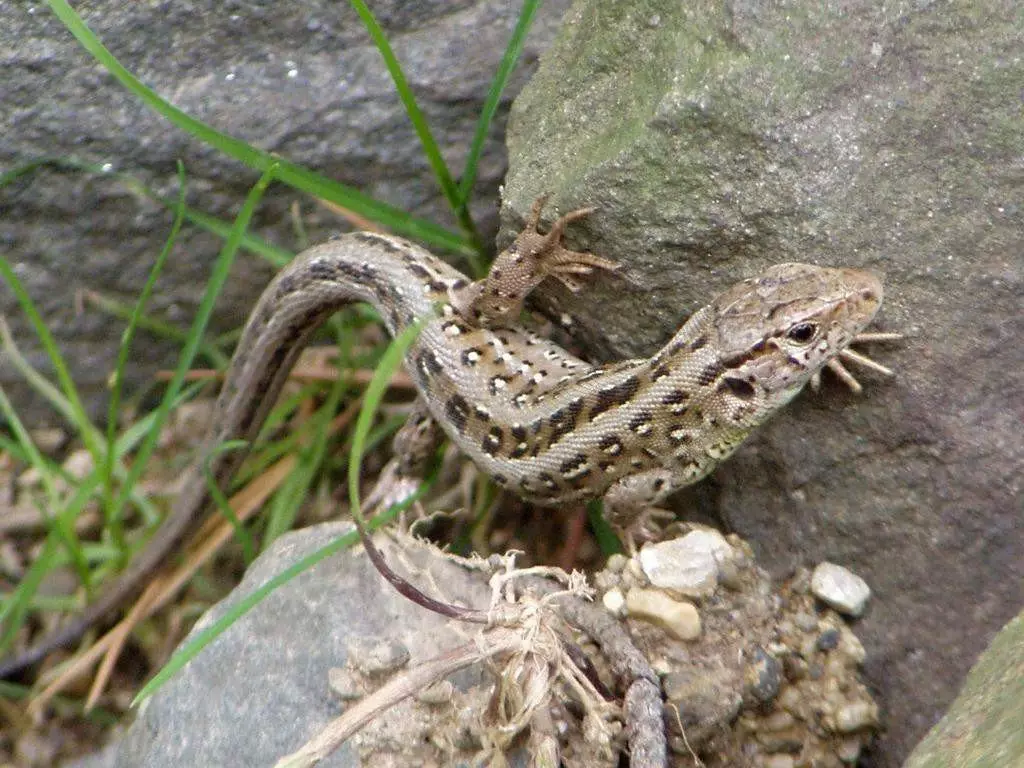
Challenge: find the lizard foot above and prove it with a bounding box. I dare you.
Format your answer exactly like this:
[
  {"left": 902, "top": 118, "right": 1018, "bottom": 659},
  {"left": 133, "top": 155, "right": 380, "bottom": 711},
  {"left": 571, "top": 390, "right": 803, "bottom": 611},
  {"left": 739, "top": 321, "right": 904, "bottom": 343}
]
[
  {"left": 610, "top": 506, "right": 677, "bottom": 554},
  {"left": 470, "top": 195, "right": 620, "bottom": 324},
  {"left": 361, "top": 457, "right": 423, "bottom": 517},
  {"left": 603, "top": 469, "right": 680, "bottom": 552}
]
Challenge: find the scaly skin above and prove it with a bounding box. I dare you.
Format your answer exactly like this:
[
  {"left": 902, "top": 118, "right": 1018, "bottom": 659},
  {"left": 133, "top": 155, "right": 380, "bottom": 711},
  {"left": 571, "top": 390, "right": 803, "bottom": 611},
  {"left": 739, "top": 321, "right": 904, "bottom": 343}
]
[{"left": 0, "top": 200, "right": 896, "bottom": 678}]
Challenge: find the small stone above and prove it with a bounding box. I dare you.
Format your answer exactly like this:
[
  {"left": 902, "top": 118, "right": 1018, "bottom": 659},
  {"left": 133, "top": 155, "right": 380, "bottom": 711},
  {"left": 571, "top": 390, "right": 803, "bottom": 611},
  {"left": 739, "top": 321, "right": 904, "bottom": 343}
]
[
  {"left": 625, "top": 587, "right": 702, "bottom": 640},
  {"left": 27, "top": 427, "right": 66, "bottom": 454},
  {"left": 761, "top": 711, "right": 796, "bottom": 731},
  {"left": 833, "top": 700, "right": 879, "bottom": 732},
  {"left": 625, "top": 555, "right": 647, "bottom": 585},
  {"left": 782, "top": 654, "right": 809, "bottom": 681},
  {"left": 794, "top": 611, "right": 819, "bottom": 633},
  {"left": 811, "top": 562, "right": 871, "bottom": 617},
  {"left": 592, "top": 569, "right": 617, "bottom": 591},
  {"left": 602, "top": 587, "right": 626, "bottom": 616},
  {"left": 836, "top": 735, "right": 864, "bottom": 763},
  {"left": 346, "top": 637, "right": 410, "bottom": 676},
  {"left": 777, "top": 686, "right": 803, "bottom": 713},
  {"left": 744, "top": 646, "right": 782, "bottom": 704},
  {"left": 762, "top": 755, "right": 795, "bottom": 768},
  {"left": 415, "top": 679, "right": 454, "bottom": 705},
  {"left": 328, "top": 668, "right": 363, "bottom": 700},
  {"left": 62, "top": 448, "right": 95, "bottom": 480},
  {"left": 662, "top": 667, "right": 742, "bottom": 730},
  {"left": 605, "top": 553, "right": 628, "bottom": 573},
  {"left": 839, "top": 627, "right": 867, "bottom": 665},
  {"left": 639, "top": 528, "right": 735, "bottom": 597},
  {"left": 757, "top": 727, "right": 805, "bottom": 753},
  {"left": 817, "top": 628, "right": 841, "bottom": 651},
  {"left": 800, "top": 635, "right": 819, "bottom": 659}
]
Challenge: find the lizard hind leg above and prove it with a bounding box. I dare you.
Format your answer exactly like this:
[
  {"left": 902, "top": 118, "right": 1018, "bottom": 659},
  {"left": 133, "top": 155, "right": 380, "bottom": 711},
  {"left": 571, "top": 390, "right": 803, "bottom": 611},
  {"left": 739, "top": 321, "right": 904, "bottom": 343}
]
[
  {"left": 470, "top": 196, "right": 620, "bottom": 325},
  {"left": 602, "top": 469, "right": 680, "bottom": 553},
  {"left": 361, "top": 399, "right": 443, "bottom": 520}
]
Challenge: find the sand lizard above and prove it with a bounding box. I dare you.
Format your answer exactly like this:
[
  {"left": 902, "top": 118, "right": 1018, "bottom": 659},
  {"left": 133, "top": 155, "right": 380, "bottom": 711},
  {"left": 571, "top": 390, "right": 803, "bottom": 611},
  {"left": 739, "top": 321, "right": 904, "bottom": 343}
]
[{"left": 0, "top": 198, "right": 898, "bottom": 678}]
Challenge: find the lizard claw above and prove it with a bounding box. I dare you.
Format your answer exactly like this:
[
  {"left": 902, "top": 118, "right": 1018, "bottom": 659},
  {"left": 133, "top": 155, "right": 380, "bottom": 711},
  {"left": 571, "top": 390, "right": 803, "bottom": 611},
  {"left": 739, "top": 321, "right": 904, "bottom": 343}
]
[{"left": 526, "top": 196, "right": 618, "bottom": 290}]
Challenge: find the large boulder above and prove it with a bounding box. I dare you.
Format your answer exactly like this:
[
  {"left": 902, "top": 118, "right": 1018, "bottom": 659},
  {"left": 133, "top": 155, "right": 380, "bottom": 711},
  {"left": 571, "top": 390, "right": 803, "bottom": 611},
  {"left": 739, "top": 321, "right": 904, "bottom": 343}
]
[{"left": 499, "top": 1, "right": 1023, "bottom": 765}]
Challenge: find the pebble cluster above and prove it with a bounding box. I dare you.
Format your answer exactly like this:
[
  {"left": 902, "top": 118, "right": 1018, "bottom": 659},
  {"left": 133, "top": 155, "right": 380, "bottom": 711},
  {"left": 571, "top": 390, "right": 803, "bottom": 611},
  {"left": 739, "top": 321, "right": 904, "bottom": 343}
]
[
  {"left": 595, "top": 525, "right": 879, "bottom": 767},
  {"left": 329, "top": 526, "right": 879, "bottom": 766}
]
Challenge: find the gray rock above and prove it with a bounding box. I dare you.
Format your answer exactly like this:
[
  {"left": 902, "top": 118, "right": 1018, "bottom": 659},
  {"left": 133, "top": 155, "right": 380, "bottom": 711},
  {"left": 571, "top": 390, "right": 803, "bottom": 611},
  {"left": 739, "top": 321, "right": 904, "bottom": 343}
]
[
  {"left": 903, "top": 610, "right": 1024, "bottom": 768},
  {"left": 102, "top": 523, "right": 492, "bottom": 767},
  {"left": 500, "top": 1, "right": 1023, "bottom": 765},
  {"left": 1, "top": 0, "right": 570, "bottom": 425},
  {"left": 69, "top": 526, "right": 880, "bottom": 767}
]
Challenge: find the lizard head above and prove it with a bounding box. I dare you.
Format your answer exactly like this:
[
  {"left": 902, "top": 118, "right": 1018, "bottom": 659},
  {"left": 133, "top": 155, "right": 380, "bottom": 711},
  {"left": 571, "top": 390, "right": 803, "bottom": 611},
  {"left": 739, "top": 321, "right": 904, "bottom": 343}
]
[{"left": 710, "top": 263, "right": 883, "bottom": 406}]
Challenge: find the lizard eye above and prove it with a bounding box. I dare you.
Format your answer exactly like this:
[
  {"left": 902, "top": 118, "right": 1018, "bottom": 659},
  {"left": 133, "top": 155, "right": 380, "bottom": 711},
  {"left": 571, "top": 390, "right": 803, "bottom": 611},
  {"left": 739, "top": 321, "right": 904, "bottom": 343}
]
[{"left": 786, "top": 322, "right": 817, "bottom": 344}]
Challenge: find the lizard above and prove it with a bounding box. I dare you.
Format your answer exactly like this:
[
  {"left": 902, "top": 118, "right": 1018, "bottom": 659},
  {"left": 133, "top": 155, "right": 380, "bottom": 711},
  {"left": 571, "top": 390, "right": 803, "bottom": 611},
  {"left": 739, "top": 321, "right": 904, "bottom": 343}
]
[{"left": 0, "top": 197, "right": 898, "bottom": 679}]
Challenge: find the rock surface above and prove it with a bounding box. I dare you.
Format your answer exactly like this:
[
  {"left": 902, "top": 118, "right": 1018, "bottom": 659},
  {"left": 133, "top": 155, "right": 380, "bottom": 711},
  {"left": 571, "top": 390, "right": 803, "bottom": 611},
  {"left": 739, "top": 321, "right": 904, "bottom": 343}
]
[
  {"left": 902, "top": 609, "right": 1024, "bottom": 768},
  {"left": 75, "top": 524, "right": 879, "bottom": 767},
  {"left": 500, "top": 1, "right": 1023, "bottom": 765},
  {"left": 1, "top": 0, "right": 570, "bottom": 424},
  {"left": 96, "top": 524, "right": 493, "bottom": 767}
]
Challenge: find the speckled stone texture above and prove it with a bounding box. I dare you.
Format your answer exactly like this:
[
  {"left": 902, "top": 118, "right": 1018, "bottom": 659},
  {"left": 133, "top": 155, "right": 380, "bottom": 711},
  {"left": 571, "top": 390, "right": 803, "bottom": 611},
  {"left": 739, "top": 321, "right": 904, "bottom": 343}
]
[
  {"left": 499, "top": 1, "right": 1023, "bottom": 765},
  {"left": 0, "top": 0, "right": 570, "bottom": 423}
]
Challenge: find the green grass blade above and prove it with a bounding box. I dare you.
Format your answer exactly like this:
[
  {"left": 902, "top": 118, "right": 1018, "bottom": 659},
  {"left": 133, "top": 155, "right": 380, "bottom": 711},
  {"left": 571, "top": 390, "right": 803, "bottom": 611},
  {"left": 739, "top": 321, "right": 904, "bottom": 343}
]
[
  {"left": 586, "top": 499, "right": 623, "bottom": 555},
  {"left": 0, "top": 386, "right": 61, "bottom": 508},
  {"left": 0, "top": 266, "right": 103, "bottom": 465},
  {"left": 44, "top": 0, "right": 473, "bottom": 255},
  {"left": 0, "top": 537, "right": 58, "bottom": 653},
  {"left": 0, "top": 318, "right": 99, "bottom": 453},
  {"left": 109, "top": 165, "right": 279, "bottom": 522},
  {"left": 347, "top": 0, "right": 480, "bottom": 252},
  {"left": 0, "top": 452, "right": 100, "bottom": 650},
  {"left": 101, "top": 162, "right": 188, "bottom": 544},
  {"left": 458, "top": 0, "right": 541, "bottom": 209}
]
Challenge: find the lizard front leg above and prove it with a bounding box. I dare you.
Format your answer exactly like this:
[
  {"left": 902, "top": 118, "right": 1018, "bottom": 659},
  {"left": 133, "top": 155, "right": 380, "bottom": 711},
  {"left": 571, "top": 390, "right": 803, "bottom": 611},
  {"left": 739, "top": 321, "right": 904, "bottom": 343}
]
[{"left": 456, "top": 196, "right": 620, "bottom": 325}]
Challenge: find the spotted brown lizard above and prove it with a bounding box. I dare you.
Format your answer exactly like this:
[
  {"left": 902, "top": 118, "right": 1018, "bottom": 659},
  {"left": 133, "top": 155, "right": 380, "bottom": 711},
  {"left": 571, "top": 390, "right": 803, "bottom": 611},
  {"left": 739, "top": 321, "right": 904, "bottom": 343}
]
[{"left": 0, "top": 198, "right": 898, "bottom": 678}]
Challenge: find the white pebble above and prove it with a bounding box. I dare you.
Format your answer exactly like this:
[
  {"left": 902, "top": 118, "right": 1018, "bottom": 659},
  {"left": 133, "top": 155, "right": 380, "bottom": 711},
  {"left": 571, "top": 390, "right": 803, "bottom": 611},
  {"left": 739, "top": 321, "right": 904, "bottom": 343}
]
[
  {"left": 639, "top": 528, "right": 735, "bottom": 597},
  {"left": 834, "top": 700, "right": 879, "bottom": 732},
  {"left": 602, "top": 587, "right": 626, "bottom": 616},
  {"left": 811, "top": 562, "right": 872, "bottom": 617}
]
